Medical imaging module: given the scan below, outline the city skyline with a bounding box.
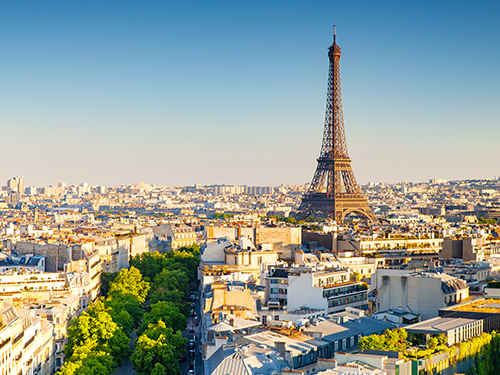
[2,1,499,187]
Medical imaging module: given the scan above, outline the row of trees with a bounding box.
[57,244,200,375]
[467,332,500,375]
[56,267,149,375]
[360,328,500,374]
[130,245,200,375]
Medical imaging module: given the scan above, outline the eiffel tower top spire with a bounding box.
[294,28,376,223]
[321,26,349,164]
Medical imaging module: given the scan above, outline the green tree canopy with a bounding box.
[139,301,186,335]
[100,272,117,298]
[359,328,409,352]
[130,252,170,281]
[131,320,186,375]
[153,269,190,299]
[108,266,150,303]
[57,342,115,375]
[105,290,143,336]
[63,301,131,368]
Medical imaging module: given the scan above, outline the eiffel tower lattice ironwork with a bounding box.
[296,27,376,223]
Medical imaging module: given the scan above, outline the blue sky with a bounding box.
[1,1,499,187]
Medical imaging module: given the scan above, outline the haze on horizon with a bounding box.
[1,1,499,188]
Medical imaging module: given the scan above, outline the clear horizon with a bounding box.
[2,1,499,187]
[7,176,500,189]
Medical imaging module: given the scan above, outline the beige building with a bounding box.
[0,300,56,375]
[163,224,197,251]
[338,251,385,278]
[338,237,443,255]
[203,282,258,318]
[206,225,301,259]
[201,237,279,284]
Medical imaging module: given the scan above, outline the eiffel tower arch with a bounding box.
[295,27,376,223]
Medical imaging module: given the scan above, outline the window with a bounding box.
[270,288,278,294]
[350,336,354,347]
[310,351,314,360]
[271,279,278,284]
[298,355,302,364]
[342,339,346,349]
[325,347,329,357]
[334,341,338,352]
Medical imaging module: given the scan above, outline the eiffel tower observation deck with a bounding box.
[295,27,376,223]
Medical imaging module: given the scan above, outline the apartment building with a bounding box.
[0,300,56,375]
[263,266,369,313]
[373,269,469,320]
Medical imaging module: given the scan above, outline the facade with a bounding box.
[0,301,56,375]
[206,225,301,259]
[439,298,500,332]
[439,237,486,262]
[338,252,385,277]
[404,317,483,346]
[339,237,444,255]
[201,237,279,283]
[373,269,469,320]
[164,224,197,250]
[263,267,368,313]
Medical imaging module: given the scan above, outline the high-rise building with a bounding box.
[7,176,25,194]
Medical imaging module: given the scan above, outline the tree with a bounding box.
[164,249,200,284]
[153,269,190,299]
[109,266,150,303]
[64,302,116,360]
[131,320,186,375]
[130,252,170,281]
[63,301,131,367]
[358,329,409,352]
[350,272,361,282]
[57,342,115,375]
[139,301,186,335]
[149,287,185,306]
[105,291,143,336]
[100,272,117,297]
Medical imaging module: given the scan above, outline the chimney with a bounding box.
[275,341,287,358]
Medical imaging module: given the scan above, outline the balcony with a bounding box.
[24,334,36,349]
[0,337,10,350]
[13,332,24,345]
[322,283,368,299]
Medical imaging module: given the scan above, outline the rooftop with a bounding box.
[405,317,479,334]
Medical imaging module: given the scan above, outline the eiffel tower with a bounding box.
[295,27,376,223]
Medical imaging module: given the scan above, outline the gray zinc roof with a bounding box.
[205,342,288,375]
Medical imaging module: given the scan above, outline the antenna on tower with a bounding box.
[333,25,336,44]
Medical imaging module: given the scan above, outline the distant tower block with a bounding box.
[295,27,376,223]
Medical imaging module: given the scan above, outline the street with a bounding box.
[180,291,202,375]
[111,331,138,375]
